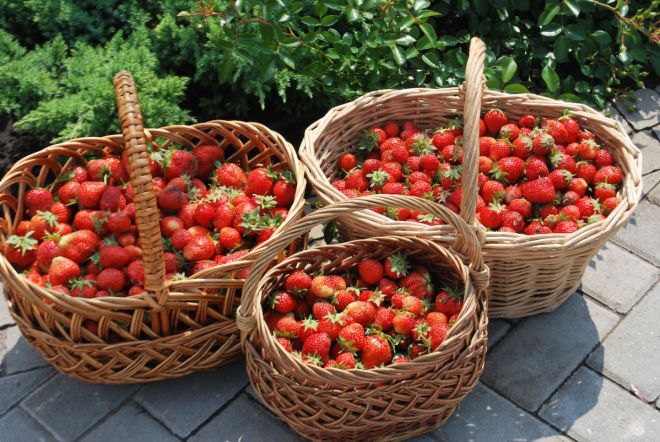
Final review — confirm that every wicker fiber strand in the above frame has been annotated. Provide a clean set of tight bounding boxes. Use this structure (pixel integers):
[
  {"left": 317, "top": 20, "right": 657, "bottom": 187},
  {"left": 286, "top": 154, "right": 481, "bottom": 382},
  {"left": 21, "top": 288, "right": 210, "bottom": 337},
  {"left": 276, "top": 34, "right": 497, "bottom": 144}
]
[
  {"left": 237, "top": 195, "right": 489, "bottom": 441},
  {"left": 300, "top": 37, "right": 642, "bottom": 318},
  {"left": 0, "top": 72, "right": 306, "bottom": 383}
]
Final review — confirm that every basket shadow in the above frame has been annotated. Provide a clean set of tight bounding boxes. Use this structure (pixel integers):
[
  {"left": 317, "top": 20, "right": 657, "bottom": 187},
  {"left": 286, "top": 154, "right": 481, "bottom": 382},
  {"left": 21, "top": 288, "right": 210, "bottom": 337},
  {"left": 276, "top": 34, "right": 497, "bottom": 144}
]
[{"left": 433, "top": 293, "right": 604, "bottom": 441}]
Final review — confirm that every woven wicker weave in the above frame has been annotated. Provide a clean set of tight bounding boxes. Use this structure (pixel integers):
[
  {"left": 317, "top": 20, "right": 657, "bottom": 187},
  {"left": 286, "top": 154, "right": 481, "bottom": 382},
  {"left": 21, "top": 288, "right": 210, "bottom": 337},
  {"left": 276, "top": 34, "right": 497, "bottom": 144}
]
[
  {"left": 236, "top": 194, "right": 489, "bottom": 441},
  {"left": 300, "top": 38, "right": 642, "bottom": 318},
  {"left": 0, "top": 72, "right": 306, "bottom": 383}
]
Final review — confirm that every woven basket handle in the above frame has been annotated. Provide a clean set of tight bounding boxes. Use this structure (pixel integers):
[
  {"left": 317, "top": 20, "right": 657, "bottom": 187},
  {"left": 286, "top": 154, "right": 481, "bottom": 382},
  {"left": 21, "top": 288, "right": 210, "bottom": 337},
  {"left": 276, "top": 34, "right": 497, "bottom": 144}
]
[
  {"left": 113, "top": 72, "right": 166, "bottom": 296},
  {"left": 459, "top": 37, "right": 487, "bottom": 224},
  {"left": 237, "top": 194, "right": 487, "bottom": 334}
]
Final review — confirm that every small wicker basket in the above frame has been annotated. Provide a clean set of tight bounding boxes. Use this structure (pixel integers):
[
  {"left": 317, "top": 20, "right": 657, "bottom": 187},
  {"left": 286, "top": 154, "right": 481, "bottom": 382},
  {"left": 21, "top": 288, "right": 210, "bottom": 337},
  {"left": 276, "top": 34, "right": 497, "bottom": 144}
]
[
  {"left": 236, "top": 194, "right": 489, "bottom": 441},
  {"left": 300, "top": 38, "right": 642, "bottom": 318},
  {"left": 0, "top": 72, "right": 306, "bottom": 383}
]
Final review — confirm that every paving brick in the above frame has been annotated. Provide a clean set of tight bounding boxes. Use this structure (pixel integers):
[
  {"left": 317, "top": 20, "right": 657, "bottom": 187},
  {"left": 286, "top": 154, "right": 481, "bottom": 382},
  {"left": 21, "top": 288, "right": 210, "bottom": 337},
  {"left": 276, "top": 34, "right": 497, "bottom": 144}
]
[
  {"left": 0, "top": 406, "right": 54, "bottom": 441},
  {"left": 0, "top": 284, "right": 14, "bottom": 328},
  {"left": 190, "top": 394, "right": 301, "bottom": 442},
  {"left": 614, "top": 199, "right": 660, "bottom": 266},
  {"left": 134, "top": 359, "right": 248, "bottom": 438},
  {"left": 581, "top": 242, "right": 658, "bottom": 313},
  {"left": 81, "top": 402, "right": 179, "bottom": 442},
  {"left": 0, "top": 325, "right": 20, "bottom": 369},
  {"left": 487, "top": 319, "right": 511, "bottom": 349},
  {"left": 632, "top": 130, "right": 660, "bottom": 177},
  {"left": 604, "top": 103, "right": 633, "bottom": 134},
  {"left": 539, "top": 366, "right": 660, "bottom": 441},
  {"left": 1, "top": 332, "right": 49, "bottom": 376},
  {"left": 22, "top": 374, "right": 139, "bottom": 441},
  {"left": 587, "top": 283, "right": 660, "bottom": 401},
  {"left": 435, "top": 383, "right": 569, "bottom": 442},
  {"left": 614, "top": 89, "right": 660, "bottom": 131},
  {"left": 481, "top": 293, "right": 619, "bottom": 412},
  {"left": 0, "top": 366, "right": 53, "bottom": 415},
  {"left": 654, "top": 126, "right": 660, "bottom": 142},
  {"left": 309, "top": 224, "right": 325, "bottom": 241},
  {"left": 643, "top": 170, "right": 660, "bottom": 198},
  {"left": 649, "top": 182, "right": 660, "bottom": 206}
]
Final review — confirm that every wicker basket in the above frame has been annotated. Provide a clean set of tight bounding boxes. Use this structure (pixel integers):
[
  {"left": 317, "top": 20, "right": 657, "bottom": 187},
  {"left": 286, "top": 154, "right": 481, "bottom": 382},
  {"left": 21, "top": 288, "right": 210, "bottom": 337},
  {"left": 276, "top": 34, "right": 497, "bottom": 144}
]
[
  {"left": 0, "top": 72, "right": 306, "bottom": 383},
  {"left": 300, "top": 38, "right": 642, "bottom": 318},
  {"left": 236, "top": 194, "right": 490, "bottom": 441}
]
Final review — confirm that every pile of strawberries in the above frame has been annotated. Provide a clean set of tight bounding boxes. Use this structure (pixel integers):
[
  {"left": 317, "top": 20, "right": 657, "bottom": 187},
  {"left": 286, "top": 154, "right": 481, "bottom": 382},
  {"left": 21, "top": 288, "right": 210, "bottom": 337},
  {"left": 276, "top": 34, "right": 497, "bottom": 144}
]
[
  {"left": 265, "top": 254, "right": 463, "bottom": 368},
  {"left": 3, "top": 144, "right": 296, "bottom": 299},
  {"left": 332, "top": 110, "right": 623, "bottom": 234}
]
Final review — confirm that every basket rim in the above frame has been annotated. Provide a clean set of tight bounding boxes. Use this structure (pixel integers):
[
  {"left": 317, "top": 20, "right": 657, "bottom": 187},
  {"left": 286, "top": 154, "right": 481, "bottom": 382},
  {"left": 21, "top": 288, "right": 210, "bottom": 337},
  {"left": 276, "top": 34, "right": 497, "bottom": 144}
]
[
  {"left": 245, "top": 234, "right": 486, "bottom": 380},
  {"left": 0, "top": 119, "right": 307, "bottom": 311},
  {"left": 300, "top": 87, "right": 643, "bottom": 249}
]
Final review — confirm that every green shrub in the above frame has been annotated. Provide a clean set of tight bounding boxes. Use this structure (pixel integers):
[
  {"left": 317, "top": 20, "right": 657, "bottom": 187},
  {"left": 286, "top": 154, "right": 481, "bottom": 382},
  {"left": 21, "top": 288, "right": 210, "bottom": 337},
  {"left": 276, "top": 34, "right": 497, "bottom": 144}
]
[{"left": 0, "top": 29, "right": 192, "bottom": 143}]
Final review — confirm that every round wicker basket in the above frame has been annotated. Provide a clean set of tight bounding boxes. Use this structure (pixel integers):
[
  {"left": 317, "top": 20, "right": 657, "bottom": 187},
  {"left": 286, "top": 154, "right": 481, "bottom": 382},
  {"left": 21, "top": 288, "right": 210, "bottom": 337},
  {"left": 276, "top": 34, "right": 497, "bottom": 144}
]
[
  {"left": 236, "top": 194, "right": 489, "bottom": 441},
  {"left": 300, "top": 38, "right": 642, "bottom": 318},
  {"left": 0, "top": 72, "right": 306, "bottom": 383}
]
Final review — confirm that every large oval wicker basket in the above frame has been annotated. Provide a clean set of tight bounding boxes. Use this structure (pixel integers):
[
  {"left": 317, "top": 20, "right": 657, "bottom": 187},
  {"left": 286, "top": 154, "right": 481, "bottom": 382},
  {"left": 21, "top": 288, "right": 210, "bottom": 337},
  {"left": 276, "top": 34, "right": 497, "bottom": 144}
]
[
  {"left": 236, "top": 194, "right": 490, "bottom": 441},
  {"left": 300, "top": 38, "right": 642, "bottom": 318},
  {"left": 0, "top": 72, "right": 306, "bottom": 383}
]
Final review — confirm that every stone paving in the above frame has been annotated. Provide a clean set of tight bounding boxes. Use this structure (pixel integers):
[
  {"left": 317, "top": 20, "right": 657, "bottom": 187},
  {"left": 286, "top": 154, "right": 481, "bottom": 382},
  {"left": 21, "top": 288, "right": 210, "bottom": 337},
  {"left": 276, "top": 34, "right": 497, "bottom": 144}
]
[{"left": 1, "top": 89, "right": 659, "bottom": 441}]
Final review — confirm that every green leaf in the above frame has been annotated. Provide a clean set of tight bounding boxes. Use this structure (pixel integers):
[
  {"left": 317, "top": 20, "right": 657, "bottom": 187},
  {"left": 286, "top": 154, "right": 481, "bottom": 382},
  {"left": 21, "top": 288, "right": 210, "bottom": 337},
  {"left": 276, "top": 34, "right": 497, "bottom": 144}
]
[
  {"left": 300, "top": 16, "right": 319, "bottom": 26},
  {"left": 391, "top": 45, "right": 406, "bottom": 66},
  {"left": 320, "top": 15, "right": 339, "bottom": 26},
  {"left": 559, "top": 93, "right": 582, "bottom": 102},
  {"left": 504, "top": 83, "right": 529, "bottom": 93},
  {"left": 554, "top": 36, "right": 569, "bottom": 62},
  {"left": 422, "top": 53, "right": 440, "bottom": 69},
  {"left": 542, "top": 65, "right": 560, "bottom": 93},
  {"left": 538, "top": 3, "right": 561, "bottom": 27},
  {"left": 591, "top": 30, "right": 612, "bottom": 48},
  {"left": 498, "top": 56, "right": 517, "bottom": 83},
  {"left": 279, "top": 53, "right": 296, "bottom": 70},
  {"left": 419, "top": 23, "right": 437, "bottom": 47},
  {"left": 346, "top": 5, "right": 359, "bottom": 21},
  {"left": 565, "top": 24, "right": 586, "bottom": 41},
  {"left": 564, "top": 0, "right": 580, "bottom": 17},
  {"left": 396, "top": 35, "right": 416, "bottom": 46},
  {"left": 541, "top": 24, "right": 563, "bottom": 37}
]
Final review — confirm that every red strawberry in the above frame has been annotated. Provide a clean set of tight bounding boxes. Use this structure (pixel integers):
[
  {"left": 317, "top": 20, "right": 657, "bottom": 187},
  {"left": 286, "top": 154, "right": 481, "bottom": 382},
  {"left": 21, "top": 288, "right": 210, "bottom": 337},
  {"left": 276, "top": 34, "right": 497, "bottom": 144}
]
[
  {"left": 432, "top": 130, "right": 455, "bottom": 149},
  {"left": 171, "top": 229, "right": 192, "bottom": 250},
  {"left": 97, "top": 268, "right": 126, "bottom": 292},
  {"left": 334, "top": 290, "right": 357, "bottom": 311},
  {"left": 99, "top": 245, "right": 130, "bottom": 269},
  {"left": 345, "top": 169, "right": 369, "bottom": 192},
  {"left": 193, "top": 145, "right": 224, "bottom": 178},
  {"left": 161, "top": 149, "right": 198, "bottom": 180},
  {"left": 502, "top": 185, "right": 522, "bottom": 203},
  {"left": 161, "top": 216, "right": 185, "bottom": 237},
  {"left": 384, "top": 253, "right": 409, "bottom": 279},
  {"left": 518, "top": 114, "right": 537, "bottom": 128},
  {"left": 194, "top": 203, "right": 215, "bottom": 227},
  {"left": 57, "top": 181, "right": 80, "bottom": 205},
  {"left": 284, "top": 270, "right": 312, "bottom": 293},
  {"left": 362, "top": 336, "right": 392, "bottom": 368},
  {"left": 594, "top": 165, "right": 622, "bottom": 185},
  {"left": 512, "top": 136, "right": 532, "bottom": 159},
  {"left": 521, "top": 177, "right": 556, "bottom": 203},
  {"left": 578, "top": 140, "right": 599, "bottom": 161},
  {"left": 500, "top": 210, "right": 525, "bottom": 233},
  {"left": 392, "top": 313, "right": 416, "bottom": 335},
  {"left": 273, "top": 180, "right": 295, "bottom": 206},
  {"left": 158, "top": 185, "right": 188, "bottom": 212},
  {"left": 383, "top": 122, "right": 400, "bottom": 138},
  {"left": 317, "top": 314, "right": 342, "bottom": 340},
  {"left": 560, "top": 116, "right": 580, "bottom": 143},
  {"left": 479, "top": 156, "right": 494, "bottom": 174},
  {"left": 4, "top": 233, "right": 38, "bottom": 267},
  {"left": 595, "top": 183, "right": 617, "bottom": 202},
  {"left": 543, "top": 119, "right": 568, "bottom": 144},
  {"left": 601, "top": 197, "right": 620, "bottom": 215},
  {"left": 342, "top": 301, "right": 376, "bottom": 327},
  {"left": 568, "top": 177, "right": 588, "bottom": 197},
  {"left": 99, "top": 186, "right": 126, "bottom": 212},
  {"left": 481, "top": 180, "right": 505, "bottom": 203},
  {"left": 183, "top": 235, "right": 216, "bottom": 261},
  {"left": 218, "top": 227, "right": 242, "bottom": 250},
  {"left": 428, "top": 322, "right": 451, "bottom": 350},
  {"left": 402, "top": 295, "right": 425, "bottom": 316},
  {"left": 70, "top": 277, "right": 98, "bottom": 299},
  {"left": 549, "top": 169, "right": 573, "bottom": 190},
  {"left": 126, "top": 259, "right": 145, "bottom": 285},
  {"left": 275, "top": 337, "right": 292, "bottom": 352},
  {"left": 272, "top": 291, "right": 298, "bottom": 313},
  {"left": 77, "top": 181, "right": 107, "bottom": 209},
  {"left": 374, "top": 307, "right": 395, "bottom": 331},
  {"left": 435, "top": 289, "right": 463, "bottom": 316},
  {"left": 576, "top": 162, "right": 597, "bottom": 184},
  {"left": 595, "top": 149, "right": 614, "bottom": 168},
  {"left": 312, "top": 302, "right": 336, "bottom": 320},
  {"left": 107, "top": 211, "right": 131, "bottom": 234},
  {"left": 499, "top": 123, "right": 520, "bottom": 141},
  {"left": 48, "top": 256, "right": 81, "bottom": 286},
  {"left": 484, "top": 109, "right": 507, "bottom": 133},
  {"left": 409, "top": 181, "right": 432, "bottom": 197},
  {"left": 488, "top": 140, "right": 511, "bottom": 161},
  {"left": 400, "top": 272, "right": 433, "bottom": 299},
  {"left": 302, "top": 333, "right": 331, "bottom": 361},
  {"left": 29, "top": 211, "right": 59, "bottom": 240},
  {"left": 495, "top": 157, "right": 525, "bottom": 183},
  {"left": 554, "top": 220, "right": 579, "bottom": 233},
  {"left": 58, "top": 230, "right": 99, "bottom": 264},
  {"left": 560, "top": 205, "right": 581, "bottom": 221},
  {"left": 216, "top": 163, "right": 247, "bottom": 188},
  {"left": 576, "top": 197, "right": 599, "bottom": 219},
  {"left": 525, "top": 156, "right": 550, "bottom": 180},
  {"left": 246, "top": 168, "right": 274, "bottom": 196},
  {"left": 508, "top": 198, "right": 532, "bottom": 219},
  {"left": 357, "top": 259, "right": 384, "bottom": 285},
  {"left": 25, "top": 189, "right": 53, "bottom": 216},
  {"left": 479, "top": 203, "right": 503, "bottom": 229},
  {"left": 532, "top": 132, "right": 555, "bottom": 156},
  {"left": 338, "top": 153, "right": 358, "bottom": 171}
]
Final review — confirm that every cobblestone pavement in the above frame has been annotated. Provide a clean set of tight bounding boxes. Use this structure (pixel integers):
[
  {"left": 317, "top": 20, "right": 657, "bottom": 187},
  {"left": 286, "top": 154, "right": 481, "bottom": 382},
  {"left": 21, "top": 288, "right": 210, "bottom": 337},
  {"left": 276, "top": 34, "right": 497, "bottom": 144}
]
[{"left": 1, "top": 89, "right": 659, "bottom": 441}]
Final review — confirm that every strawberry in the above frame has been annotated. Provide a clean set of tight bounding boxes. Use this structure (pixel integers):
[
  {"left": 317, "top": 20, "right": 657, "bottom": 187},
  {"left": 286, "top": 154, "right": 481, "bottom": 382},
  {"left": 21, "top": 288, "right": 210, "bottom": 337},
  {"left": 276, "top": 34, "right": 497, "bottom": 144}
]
[
  {"left": 29, "top": 211, "right": 59, "bottom": 240},
  {"left": 484, "top": 109, "right": 508, "bottom": 133},
  {"left": 479, "top": 203, "right": 503, "bottom": 229},
  {"left": 218, "top": 227, "right": 242, "bottom": 250},
  {"left": 595, "top": 183, "right": 617, "bottom": 202},
  {"left": 70, "top": 277, "right": 98, "bottom": 299},
  {"left": 400, "top": 272, "right": 433, "bottom": 299},
  {"left": 479, "top": 156, "right": 494, "bottom": 174},
  {"left": 432, "top": 130, "right": 455, "bottom": 149},
  {"left": 435, "top": 288, "right": 463, "bottom": 316},
  {"left": 311, "top": 275, "right": 346, "bottom": 298},
  {"left": 158, "top": 185, "right": 188, "bottom": 212},
  {"left": 576, "top": 197, "right": 599, "bottom": 219},
  {"left": 595, "top": 149, "right": 614, "bottom": 168},
  {"left": 373, "top": 307, "right": 395, "bottom": 331},
  {"left": 163, "top": 252, "right": 182, "bottom": 273},
  {"left": 275, "top": 337, "right": 293, "bottom": 352},
  {"left": 601, "top": 197, "right": 621, "bottom": 215},
  {"left": 508, "top": 198, "right": 532, "bottom": 219},
  {"left": 171, "top": 229, "right": 192, "bottom": 250},
  {"left": 302, "top": 333, "right": 331, "bottom": 361},
  {"left": 502, "top": 185, "right": 522, "bottom": 203},
  {"left": 126, "top": 259, "right": 145, "bottom": 284},
  {"left": 524, "top": 157, "right": 550, "bottom": 180},
  {"left": 428, "top": 322, "right": 450, "bottom": 350},
  {"left": 560, "top": 205, "right": 581, "bottom": 221},
  {"left": 193, "top": 145, "right": 224, "bottom": 178},
  {"left": 554, "top": 220, "right": 579, "bottom": 233},
  {"left": 342, "top": 301, "right": 377, "bottom": 327},
  {"left": 48, "top": 256, "right": 81, "bottom": 286},
  {"left": 99, "top": 245, "right": 130, "bottom": 269},
  {"left": 560, "top": 116, "right": 580, "bottom": 143},
  {"left": 568, "top": 177, "right": 588, "bottom": 197},
  {"left": 335, "top": 352, "right": 356, "bottom": 369},
  {"left": 360, "top": 127, "right": 386, "bottom": 151},
  {"left": 25, "top": 189, "right": 53, "bottom": 216},
  {"left": 532, "top": 132, "right": 555, "bottom": 156},
  {"left": 58, "top": 230, "right": 99, "bottom": 264},
  {"left": 578, "top": 139, "right": 599, "bottom": 160},
  {"left": 345, "top": 169, "right": 369, "bottom": 192},
  {"left": 384, "top": 253, "right": 409, "bottom": 279},
  {"left": 284, "top": 270, "right": 312, "bottom": 293},
  {"left": 107, "top": 211, "right": 131, "bottom": 234},
  {"left": 512, "top": 135, "right": 532, "bottom": 159},
  {"left": 543, "top": 119, "right": 568, "bottom": 144},
  {"left": 402, "top": 295, "right": 424, "bottom": 316},
  {"left": 334, "top": 290, "right": 357, "bottom": 311},
  {"left": 4, "top": 233, "right": 38, "bottom": 267},
  {"left": 576, "top": 162, "right": 597, "bottom": 183},
  {"left": 273, "top": 180, "right": 295, "bottom": 206},
  {"left": 317, "top": 314, "right": 342, "bottom": 340},
  {"left": 272, "top": 291, "right": 298, "bottom": 313},
  {"left": 549, "top": 169, "right": 573, "bottom": 190},
  {"left": 183, "top": 235, "right": 216, "bottom": 261},
  {"left": 161, "top": 149, "right": 198, "bottom": 181},
  {"left": 338, "top": 153, "right": 358, "bottom": 171},
  {"left": 495, "top": 157, "right": 525, "bottom": 183},
  {"left": 392, "top": 313, "right": 416, "bottom": 335},
  {"left": 500, "top": 210, "right": 525, "bottom": 233},
  {"left": 312, "top": 302, "right": 336, "bottom": 320},
  {"left": 381, "top": 137, "right": 405, "bottom": 152},
  {"left": 77, "top": 181, "right": 107, "bottom": 209},
  {"left": 381, "top": 162, "right": 403, "bottom": 182},
  {"left": 409, "top": 181, "right": 432, "bottom": 197},
  {"left": 99, "top": 186, "right": 126, "bottom": 212},
  {"left": 383, "top": 122, "right": 400, "bottom": 138},
  {"left": 194, "top": 203, "right": 215, "bottom": 227},
  {"left": 594, "top": 165, "right": 622, "bottom": 185},
  {"left": 521, "top": 177, "right": 556, "bottom": 204},
  {"left": 216, "top": 163, "right": 247, "bottom": 188},
  {"left": 518, "top": 114, "right": 537, "bottom": 128},
  {"left": 481, "top": 180, "right": 504, "bottom": 203},
  {"left": 488, "top": 140, "right": 511, "bottom": 161},
  {"left": 246, "top": 168, "right": 274, "bottom": 196},
  {"left": 97, "top": 268, "right": 126, "bottom": 292},
  {"left": 160, "top": 216, "right": 185, "bottom": 237},
  {"left": 212, "top": 204, "right": 235, "bottom": 231},
  {"left": 57, "top": 181, "right": 80, "bottom": 205},
  {"left": 362, "top": 335, "right": 392, "bottom": 368}
]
